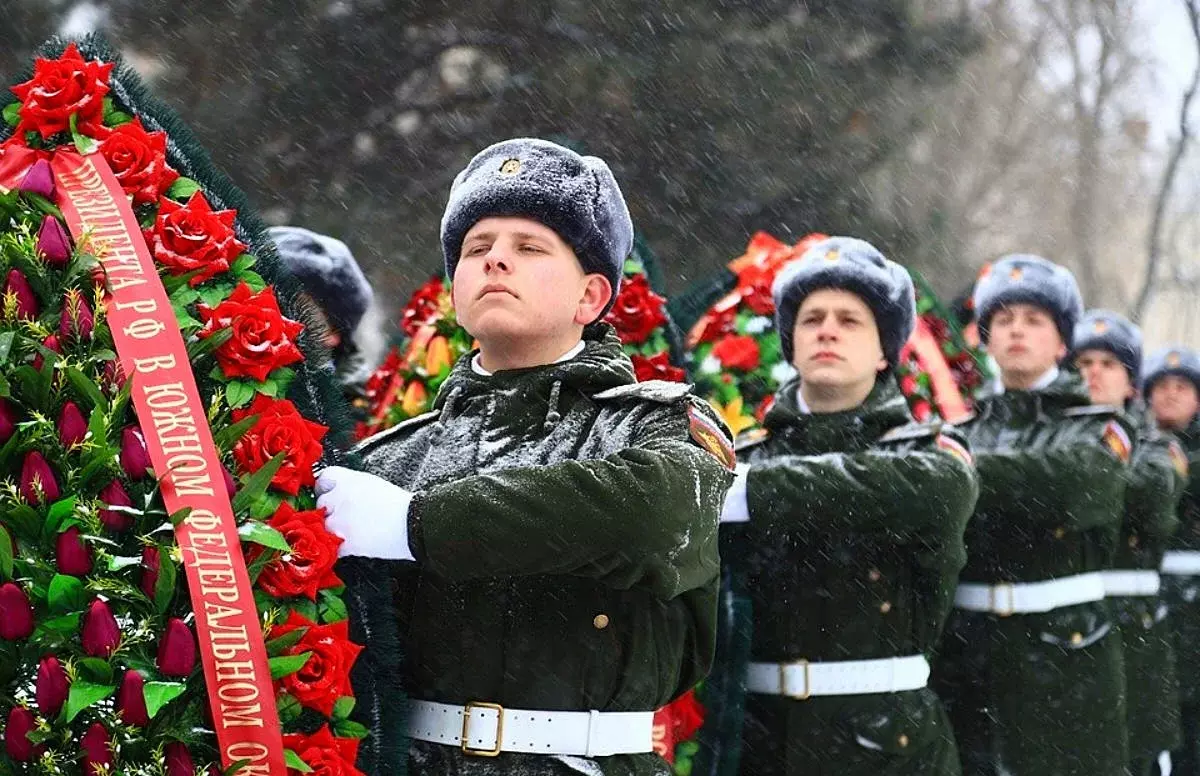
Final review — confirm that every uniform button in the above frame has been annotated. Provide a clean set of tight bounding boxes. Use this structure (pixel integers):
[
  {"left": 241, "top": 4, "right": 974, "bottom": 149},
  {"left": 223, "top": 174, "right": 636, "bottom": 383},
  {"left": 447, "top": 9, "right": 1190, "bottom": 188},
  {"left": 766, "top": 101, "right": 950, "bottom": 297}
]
[
  {"left": 897, "top": 734, "right": 909, "bottom": 748},
  {"left": 1128, "top": 535, "right": 1140, "bottom": 549},
  {"left": 1070, "top": 632, "right": 1083, "bottom": 645},
  {"left": 868, "top": 569, "right": 881, "bottom": 583},
  {"left": 879, "top": 601, "right": 892, "bottom": 614},
  {"left": 593, "top": 614, "right": 610, "bottom": 630},
  {"left": 1054, "top": 527, "right": 1066, "bottom": 539}
]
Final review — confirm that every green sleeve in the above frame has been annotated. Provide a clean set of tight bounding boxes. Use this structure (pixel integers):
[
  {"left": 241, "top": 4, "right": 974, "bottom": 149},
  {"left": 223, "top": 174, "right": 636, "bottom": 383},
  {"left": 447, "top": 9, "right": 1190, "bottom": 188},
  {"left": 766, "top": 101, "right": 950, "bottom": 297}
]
[
  {"left": 1125, "top": 437, "right": 1184, "bottom": 540},
  {"left": 744, "top": 434, "right": 978, "bottom": 540},
  {"left": 407, "top": 401, "right": 733, "bottom": 600}
]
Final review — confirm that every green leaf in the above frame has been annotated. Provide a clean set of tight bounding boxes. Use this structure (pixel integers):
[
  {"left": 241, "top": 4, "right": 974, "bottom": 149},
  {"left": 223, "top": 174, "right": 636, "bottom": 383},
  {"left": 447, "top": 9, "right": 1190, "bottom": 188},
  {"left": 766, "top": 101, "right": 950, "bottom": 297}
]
[
  {"left": 249, "top": 491, "right": 283, "bottom": 521},
  {"left": 142, "top": 680, "right": 187, "bottom": 718},
  {"left": 238, "top": 521, "right": 291, "bottom": 552},
  {"left": 161, "top": 267, "right": 205, "bottom": 294},
  {"left": 2, "top": 102, "right": 19, "bottom": 127},
  {"left": 271, "top": 367, "right": 297, "bottom": 396},
  {"left": 166, "top": 177, "right": 202, "bottom": 201},
  {"left": 226, "top": 380, "right": 257, "bottom": 409},
  {"left": 106, "top": 555, "right": 142, "bottom": 572},
  {"left": 75, "top": 657, "right": 113, "bottom": 685},
  {"left": 284, "top": 750, "right": 313, "bottom": 774},
  {"left": 276, "top": 692, "right": 303, "bottom": 725},
  {"left": 197, "top": 281, "right": 237, "bottom": 308},
  {"left": 37, "top": 613, "right": 81, "bottom": 636},
  {"left": 0, "top": 524, "right": 12, "bottom": 580},
  {"left": 169, "top": 507, "right": 192, "bottom": 527},
  {"left": 64, "top": 680, "right": 115, "bottom": 722},
  {"left": 332, "top": 718, "right": 370, "bottom": 739},
  {"left": 230, "top": 452, "right": 286, "bottom": 515},
  {"left": 265, "top": 627, "right": 308, "bottom": 655},
  {"left": 43, "top": 497, "right": 78, "bottom": 538},
  {"left": 213, "top": 413, "right": 260, "bottom": 453},
  {"left": 47, "top": 574, "right": 88, "bottom": 613},
  {"left": 332, "top": 696, "right": 356, "bottom": 720},
  {"left": 268, "top": 651, "right": 312, "bottom": 680},
  {"left": 0, "top": 331, "right": 15, "bottom": 367},
  {"left": 66, "top": 366, "right": 108, "bottom": 413},
  {"left": 187, "top": 326, "right": 233, "bottom": 363},
  {"left": 68, "top": 113, "right": 97, "bottom": 155},
  {"left": 290, "top": 598, "right": 318, "bottom": 622},
  {"left": 232, "top": 254, "right": 257, "bottom": 274},
  {"left": 240, "top": 271, "right": 267, "bottom": 292},
  {"left": 256, "top": 378, "right": 280, "bottom": 398},
  {"left": 106, "top": 110, "right": 132, "bottom": 126},
  {"left": 154, "top": 548, "right": 177, "bottom": 612},
  {"left": 318, "top": 590, "right": 348, "bottom": 624},
  {"left": 86, "top": 406, "right": 106, "bottom": 449}
]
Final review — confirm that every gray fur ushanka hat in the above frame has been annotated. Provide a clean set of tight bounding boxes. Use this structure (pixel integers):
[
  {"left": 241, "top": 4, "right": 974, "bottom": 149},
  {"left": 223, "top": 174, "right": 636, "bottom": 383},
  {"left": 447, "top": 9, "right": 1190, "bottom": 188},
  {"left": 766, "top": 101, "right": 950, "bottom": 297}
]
[
  {"left": 267, "top": 226, "right": 374, "bottom": 337},
  {"left": 973, "top": 254, "right": 1083, "bottom": 347},
  {"left": 440, "top": 138, "right": 633, "bottom": 318},
  {"left": 1143, "top": 345, "right": 1200, "bottom": 396},
  {"left": 771, "top": 236, "right": 916, "bottom": 366},
  {"left": 1069, "top": 309, "right": 1143, "bottom": 384}
]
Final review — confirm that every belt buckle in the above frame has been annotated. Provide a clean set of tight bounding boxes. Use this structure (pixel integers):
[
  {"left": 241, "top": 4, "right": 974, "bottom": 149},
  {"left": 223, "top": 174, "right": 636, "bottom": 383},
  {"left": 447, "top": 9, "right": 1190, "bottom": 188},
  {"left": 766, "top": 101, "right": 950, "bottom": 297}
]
[
  {"left": 990, "top": 582, "right": 1015, "bottom": 617},
  {"left": 779, "top": 660, "right": 812, "bottom": 700},
  {"left": 461, "top": 701, "right": 504, "bottom": 757}
]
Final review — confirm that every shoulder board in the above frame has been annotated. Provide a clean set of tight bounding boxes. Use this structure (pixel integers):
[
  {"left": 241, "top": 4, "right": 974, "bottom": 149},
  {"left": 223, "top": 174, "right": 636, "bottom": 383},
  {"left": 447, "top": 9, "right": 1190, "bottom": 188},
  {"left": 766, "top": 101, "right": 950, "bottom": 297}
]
[
  {"left": 1102, "top": 419, "right": 1133, "bottom": 464},
  {"left": 735, "top": 427, "right": 770, "bottom": 452},
  {"left": 879, "top": 421, "right": 943, "bottom": 444},
  {"left": 685, "top": 399, "right": 736, "bottom": 470},
  {"left": 1063, "top": 404, "right": 1122, "bottom": 418},
  {"left": 351, "top": 409, "right": 441, "bottom": 456},
  {"left": 592, "top": 380, "right": 694, "bottom": 404}
]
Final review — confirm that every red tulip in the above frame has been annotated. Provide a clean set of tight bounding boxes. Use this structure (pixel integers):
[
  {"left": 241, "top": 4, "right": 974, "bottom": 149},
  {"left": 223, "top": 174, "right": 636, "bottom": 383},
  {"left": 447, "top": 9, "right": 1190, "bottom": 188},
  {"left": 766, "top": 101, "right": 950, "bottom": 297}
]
[
  {"left": 156, "top": 618, "right": 196, "bottom": 677},
  {"left": 0, "top": 583, "right": 34, "bottom": 640},
  {"left": 32, "top": 334, "right": 60, "bottom": 371},
  {"left": 19, "top": 159, "right": 55, "bottom": 200},
  {"left": 19, "top": 451, "right": 59, "bottom": 505},
  {"left": 115, "top": 670, "right": 149, "bottom": 726},
  {"left": 223, "top": 466, "right": 237, "bottom": 499},
  {"left": 57, "top": 401, "right": 88, "bottom": 448},
  {"left": 3, "top": 269, "right": 38, "bottom": 320},
  {"left": 36, "top": 216, "right": 72, "bottom": 268},
  {"left": 0, "top": 398, "right": 18, "bottom": 445},
  {"left": 58, "top": 289, "right": 94, "bottom": 342},
  {"left": 120, "top": 426, "right": 151, "bottom": 480},
  {"left": 165, "top": 742, "right": 195, "bottom": 776},
  {"left": 80, "top": 722, "right": 113, "bottom": 776},
  {"left": 140, "top": 546, "right": 160, "bottom": 599},
  {"left": 80, "top": 599, "right": 120, "bottom": 657},
  {"left": 4, "top": 706, "right": 41, "bottom": 761},
  {"left": 55, "top": 527, "right": 92, "bottom": 576},
  {"left": 36, "top": 656, "right": 69, "bottom": 717},
  {"left": 97, "top": 480, "right": 133, "bottom": 532},
  {"left": 100, "top": 358, "right": 126, "bottom": 395}
]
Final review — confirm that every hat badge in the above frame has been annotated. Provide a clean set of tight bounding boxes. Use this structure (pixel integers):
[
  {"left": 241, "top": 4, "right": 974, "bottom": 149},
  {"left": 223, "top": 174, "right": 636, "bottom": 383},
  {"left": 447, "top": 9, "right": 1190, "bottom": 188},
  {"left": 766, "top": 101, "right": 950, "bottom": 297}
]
[
  {"left": 1093, "top": 319, "right": 1108, "bottom": 334},
  {"left": 499, "top": 158, "right": 522, "bottom": 176},
  {"left": 1168, "top": 352, "right": 1182, "bottom": 367},
  {"left": 823, "top": 248, "right": 840, "bottom": 262},
  {"left": 1009, "top": 266, "right": 1024, "bottom": 281}
]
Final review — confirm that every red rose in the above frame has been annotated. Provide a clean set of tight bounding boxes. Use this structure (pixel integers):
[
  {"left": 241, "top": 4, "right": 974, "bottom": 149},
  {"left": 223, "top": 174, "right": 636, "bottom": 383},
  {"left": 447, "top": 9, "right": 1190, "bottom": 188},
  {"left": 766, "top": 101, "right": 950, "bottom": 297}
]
[
  {"left": 99, "top": 118, "right": 179, "bottom": 206},
  {"left": 400, "top": 277, "right": 446, "bottom": 337},
  {"left": 282, "top": 725, "right": 364, "bottom": 776},
  {"left": 232, "top": 396, "right": 327, "bottom": 496},
  {"left": 667, "top": 689, "right": 706, "bottom": 743},
  {"left": 735, "top": 261, "right": 780, "bottom": 315},
  {"left": 605, "top": 274, "right": 668, "bottom": 345},
  {"left": 631, "top": 352, "right": 686, "bottom": 383},
  {"left": 710, "top": 335, "right": 761, "bottom": 372},
  {"left": 250, "top": 503, "right": 343, "bottom": 600},
  {"left": 144, "top": 191, "right": 245, "bottom": 285},
  {"left": 271, "top": 613, "right": 363, "bottom": 717},
  {"left": 197, "top": 283, "right": 305, "bottom": 382},
  {"left": 10, "top": 43, "right": 113, "bottom": 140},
  {"left": 691, "top": 301, "right": 737, "bottom": 345}
]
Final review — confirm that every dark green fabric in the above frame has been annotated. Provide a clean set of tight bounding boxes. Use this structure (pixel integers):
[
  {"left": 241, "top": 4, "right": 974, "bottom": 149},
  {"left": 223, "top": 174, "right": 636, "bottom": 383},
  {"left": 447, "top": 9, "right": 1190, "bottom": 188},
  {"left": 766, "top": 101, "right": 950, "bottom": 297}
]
[
  {"left": 934, "top": 372, "right": 1131, "bottom": 776},
  {"left": 1165, "top": 416, "right": 1200, "bottom": 774},
  {"left": 355, "top": 324, "right": 732, "bottom": 776},
  {"left": 722, "top": 376, "right": 977, "bottom": 775}
]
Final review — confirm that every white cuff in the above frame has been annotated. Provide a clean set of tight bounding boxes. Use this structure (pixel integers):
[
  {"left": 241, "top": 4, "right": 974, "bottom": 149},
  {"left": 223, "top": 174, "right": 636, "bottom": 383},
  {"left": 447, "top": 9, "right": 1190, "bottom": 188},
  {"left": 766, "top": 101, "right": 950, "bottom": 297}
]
[{"left": 720, "top": 463, "right": 751, "bottom": 524}]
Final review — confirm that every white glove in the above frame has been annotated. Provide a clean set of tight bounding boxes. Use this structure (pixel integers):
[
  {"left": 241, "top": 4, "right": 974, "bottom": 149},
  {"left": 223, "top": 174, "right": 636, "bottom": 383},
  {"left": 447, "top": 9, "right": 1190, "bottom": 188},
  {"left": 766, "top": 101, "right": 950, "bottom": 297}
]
[
  {"left": 719, "top": 463, "right": 752, "bottom": 524},
  {"left": 316, "top": 466, "right": 416, "bottom": 561}
]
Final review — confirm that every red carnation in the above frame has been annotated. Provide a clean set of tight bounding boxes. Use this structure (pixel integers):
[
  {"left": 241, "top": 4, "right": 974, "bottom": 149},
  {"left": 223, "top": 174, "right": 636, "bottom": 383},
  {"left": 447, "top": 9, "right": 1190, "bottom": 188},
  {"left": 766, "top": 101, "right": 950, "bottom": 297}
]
[
  {"left": 400, "top": 277, "right": 445, "bottom": 337},
  {"left": 605, "top": 274, "right": 668, "bottom": 345},
  {"left": 232, "top": 395, "right": 327, "bottom": 496},
  {"left": 631, "top": 352, "right": 686, "bottom": 383},
  {"left": 143, "top": 191, "right": 245, "bottom": 286},
  {"left": 282, "top": 725, "right": 365, "bottom": 776},
  {"left": 271, "top": 612, "right": 363, "bottom": 717},
  {"left": 10, "top": 43, "right": 114, "bottom": 140},
  {"left": 250, "top": 503, "right": 343, "bottom": 600},
  {"left": 710, "top": 334, "right": 761, "bottom": 372},
  {"left": 197, "top": 283, "right": 305, "bottom": 382},
  {"left": 99, "top": 118, "right": 180, "bottom": 205}
]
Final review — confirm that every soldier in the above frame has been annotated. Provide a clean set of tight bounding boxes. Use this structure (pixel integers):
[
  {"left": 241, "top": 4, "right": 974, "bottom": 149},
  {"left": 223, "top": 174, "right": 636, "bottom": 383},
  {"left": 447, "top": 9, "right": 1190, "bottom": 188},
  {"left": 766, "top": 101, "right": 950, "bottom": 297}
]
[
  {"left": 1072, "top": 312, "right": 1186, "bottom": 776},
  {"left": 1145, "top": 346, "right": 1200, "bottom": 776},
  {"left": 719, "top": 236, "right": 979, "bottom": 775},
  {"left": 933, "top": 255, "right": 1133, "bottom": 776},
  {"left": 314, "top": 138, "right": 734, "bottom": 776}
]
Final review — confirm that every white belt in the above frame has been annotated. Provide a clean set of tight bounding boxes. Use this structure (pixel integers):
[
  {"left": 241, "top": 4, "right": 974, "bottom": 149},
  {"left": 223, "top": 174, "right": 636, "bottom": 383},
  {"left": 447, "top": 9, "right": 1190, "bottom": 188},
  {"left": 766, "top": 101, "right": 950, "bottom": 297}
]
[
  {"left": 954, "top": 572, "right": 1105, "bottom": 615},
  {"left": 1102, "top": 570, "right": 1161, "bottom": 597},
  {"left": 745, "top": 655, "right": 929, "bottom": 699},
  {"left": 1163, "top": 551, "right": 1200, "bottom": 576},
  {"left": 406, "top": 700, "right": 654, "bottom": 758}
]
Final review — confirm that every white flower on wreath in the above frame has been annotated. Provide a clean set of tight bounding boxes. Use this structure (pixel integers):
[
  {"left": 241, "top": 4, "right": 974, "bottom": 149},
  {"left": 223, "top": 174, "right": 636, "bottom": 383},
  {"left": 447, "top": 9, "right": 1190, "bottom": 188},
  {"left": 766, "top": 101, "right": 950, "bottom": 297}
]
[
  {"left": 700, "top": 355, "right": 722, "bottom": 375},
  {"left": 744, "top": 316, "right": 772, "bottom": 334},
  {"left": 771, "top": 362, "right": 797, "bottom": 384}
]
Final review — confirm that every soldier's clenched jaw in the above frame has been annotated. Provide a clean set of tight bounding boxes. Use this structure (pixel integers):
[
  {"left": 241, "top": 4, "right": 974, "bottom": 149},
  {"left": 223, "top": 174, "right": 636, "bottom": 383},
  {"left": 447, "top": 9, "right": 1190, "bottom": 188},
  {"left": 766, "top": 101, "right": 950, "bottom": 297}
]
[
  {"left": 1074, "top": 349, "right": 1134, "bottom": 407},
  {"left": 1149, "top": 374, "right": 1200, "bottom": 431},
  {"left": 989, "top": 303, "right": 1066, "bottom": 390},
  {"left": 792, "top": 288, "right": 887, "bottom": 412},
  {"left": 452, "top": 217, "right": 613, "bottom": 373}
]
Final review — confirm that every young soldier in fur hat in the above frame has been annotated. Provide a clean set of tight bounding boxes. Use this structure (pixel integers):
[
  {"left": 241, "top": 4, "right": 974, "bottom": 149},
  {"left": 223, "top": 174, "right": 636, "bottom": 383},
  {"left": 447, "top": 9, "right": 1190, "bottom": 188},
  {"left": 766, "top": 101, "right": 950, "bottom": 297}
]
[
  {"left": 719, "top": 236, "right": 978, "bottom": 775},
  {"left": 1072, "top": 312, "right": 1186, "bottom": 776},
  {"left": 1145, "top": 346, "right": 1200, "bottom": 776},
  {"left": 933, "top": 255, "right": 1133, "bottom": 776},
  {"left": 315, "top": 138, "right": 734, "bottom": 776}
]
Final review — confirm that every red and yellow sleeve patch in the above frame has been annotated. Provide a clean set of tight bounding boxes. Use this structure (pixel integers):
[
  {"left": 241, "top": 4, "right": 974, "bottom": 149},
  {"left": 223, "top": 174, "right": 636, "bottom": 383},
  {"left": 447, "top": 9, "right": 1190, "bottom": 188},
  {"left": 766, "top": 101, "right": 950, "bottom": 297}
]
[
  {"left": 687, "top": 403, "right": 736, "bottom": 471},
  {"left": 936, "top": 434, "right": 973, "bottom": 467},
  {"left": 1169, "top": 440, "right": 1190, "bottom": 478},
  {"left": 1102, "top": 421, "right": 1132, "bottom": 464}
]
